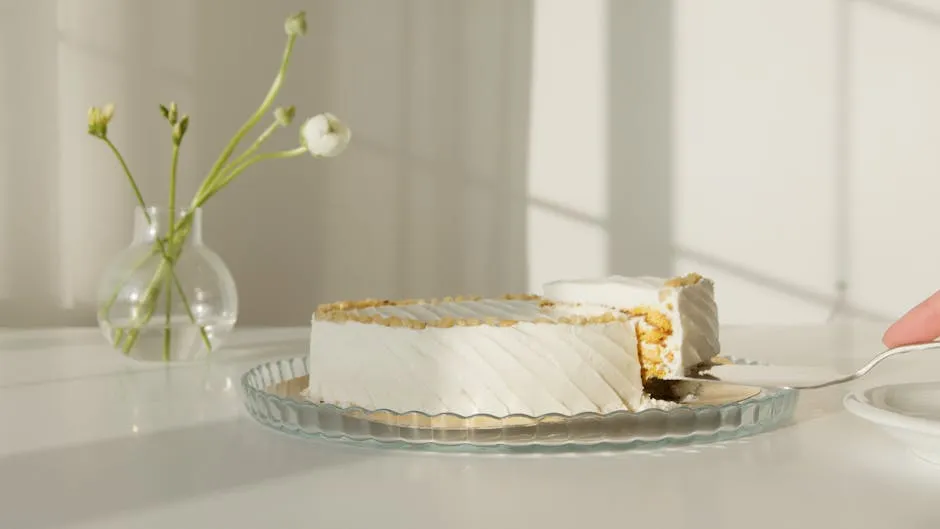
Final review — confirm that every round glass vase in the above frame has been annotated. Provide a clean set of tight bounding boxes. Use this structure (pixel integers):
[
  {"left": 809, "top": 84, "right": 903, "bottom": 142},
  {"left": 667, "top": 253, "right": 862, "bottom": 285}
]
[{"left": 96, "top": 206, "right": 238, "bottom": 362}]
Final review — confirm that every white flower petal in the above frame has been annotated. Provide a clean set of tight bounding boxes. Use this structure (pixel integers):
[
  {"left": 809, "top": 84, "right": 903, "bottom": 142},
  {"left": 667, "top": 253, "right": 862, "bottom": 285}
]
[{"left": 300, "top": 113, "right": 351, "bottom": 158}]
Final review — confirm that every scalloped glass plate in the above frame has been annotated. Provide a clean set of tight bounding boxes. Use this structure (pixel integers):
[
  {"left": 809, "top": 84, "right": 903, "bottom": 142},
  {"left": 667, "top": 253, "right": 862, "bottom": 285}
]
[{"left": 241, "top": 356, "right": 799, "bottom": 452}]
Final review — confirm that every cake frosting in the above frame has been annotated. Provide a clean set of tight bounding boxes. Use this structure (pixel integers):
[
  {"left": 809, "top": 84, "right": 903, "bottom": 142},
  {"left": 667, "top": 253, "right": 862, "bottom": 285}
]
[
  {"left": 542, "top": 273, "right": 720, "bottom": 380},
  {"left": 307, "top": 295, "right": 652, "bottom": 416}
]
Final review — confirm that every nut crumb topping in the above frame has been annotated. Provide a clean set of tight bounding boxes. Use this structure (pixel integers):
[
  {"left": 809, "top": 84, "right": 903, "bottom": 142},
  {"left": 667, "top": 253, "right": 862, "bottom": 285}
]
[
  {"left": 664, "top": 272, "right": 704, "bottom": 288},
  {"left": 313, "top": 295, "right": 629, "bottom": 329}
]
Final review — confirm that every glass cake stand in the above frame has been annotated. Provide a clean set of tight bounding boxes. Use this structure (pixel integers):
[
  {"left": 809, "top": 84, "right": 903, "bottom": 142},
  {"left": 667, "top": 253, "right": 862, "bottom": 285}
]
[{"left": 240, "top": 356, "right": 799, "bottom": 452}]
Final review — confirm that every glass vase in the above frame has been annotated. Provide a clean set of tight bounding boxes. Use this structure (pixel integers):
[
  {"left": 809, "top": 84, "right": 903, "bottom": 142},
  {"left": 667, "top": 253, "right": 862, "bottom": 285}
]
[{"left": 96, "top": 206, "right": 238, "bottom": 362}]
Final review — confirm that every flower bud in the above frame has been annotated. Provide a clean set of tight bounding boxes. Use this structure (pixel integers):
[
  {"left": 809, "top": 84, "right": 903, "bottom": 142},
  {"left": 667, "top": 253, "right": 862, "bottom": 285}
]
[
  {"left": 300, "top": 113, "right": 351, "bottom": 158},
  {"left": 87, "top": 103, "right": 116, "bottom": 137},
  {"left": 167, "top": 102, "right": 179, "bottom": 125},
  {"left": 274, "top": 105, "right": 295, "bottom": 126},
  {"left": 285, "top": 11, "right": 307, "bottom": 36},
  {"left": 172, "top": 115, "right": 189, "bottom": 145},
  {"left": 101, "top": 103, "right": 115, "bottom": 122}
]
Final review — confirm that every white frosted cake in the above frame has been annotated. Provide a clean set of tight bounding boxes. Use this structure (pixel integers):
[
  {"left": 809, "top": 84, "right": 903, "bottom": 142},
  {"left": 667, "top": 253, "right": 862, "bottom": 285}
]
[
  {"left": 542, "top": 273, "right": 720, "bottom": 381},
  {"left": 307, "top": 295, "right": 652, "bottom": 416}
]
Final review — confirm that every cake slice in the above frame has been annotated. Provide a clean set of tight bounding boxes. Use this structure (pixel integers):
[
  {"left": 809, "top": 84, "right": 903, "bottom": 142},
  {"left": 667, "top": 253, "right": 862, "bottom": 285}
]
[
  {"left": 307, "top": 295, "right": 653, "bottom": 416},
  {"left": 542, "top": 273, "right": 720, "bottom": 381}
]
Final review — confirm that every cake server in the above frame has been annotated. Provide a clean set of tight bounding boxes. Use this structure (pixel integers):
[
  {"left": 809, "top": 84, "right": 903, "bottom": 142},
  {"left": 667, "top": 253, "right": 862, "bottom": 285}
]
[{"left": 664, "top": 340, "right": 940, "bottom": 390}]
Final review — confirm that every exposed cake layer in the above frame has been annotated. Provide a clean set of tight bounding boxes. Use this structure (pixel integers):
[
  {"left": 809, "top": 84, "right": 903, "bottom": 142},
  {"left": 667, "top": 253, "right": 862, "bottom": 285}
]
[
  {"left": 308, "top": 296, "right": 650, "bottom": 416},
  {"left": 542, "top": 273, "right": 720, "bottom": 380}
]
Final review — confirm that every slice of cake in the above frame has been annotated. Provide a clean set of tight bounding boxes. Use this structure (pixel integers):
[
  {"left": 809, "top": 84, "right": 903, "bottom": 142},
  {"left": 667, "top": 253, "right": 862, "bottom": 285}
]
[
  {"left": 542, "top": 273, "right": 719, "bottom": 381},
  {"left": 307, "top": 295, "right": 651, "bottom": 416}
]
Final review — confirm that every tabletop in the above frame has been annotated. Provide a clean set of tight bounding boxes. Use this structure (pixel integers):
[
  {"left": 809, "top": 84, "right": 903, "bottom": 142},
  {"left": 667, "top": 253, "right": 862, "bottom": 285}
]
[{"left": 0, "top": 323, "right": 937, "bottom": 529}]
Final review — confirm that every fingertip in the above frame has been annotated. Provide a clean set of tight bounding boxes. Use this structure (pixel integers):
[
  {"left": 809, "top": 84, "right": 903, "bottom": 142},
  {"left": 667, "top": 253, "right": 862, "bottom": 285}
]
[
  {"left": 882, "top": 289, "right": 940, "bottom": 347},
  {"left": 882, "top": 323, "right": 903, "bottom": 348}
]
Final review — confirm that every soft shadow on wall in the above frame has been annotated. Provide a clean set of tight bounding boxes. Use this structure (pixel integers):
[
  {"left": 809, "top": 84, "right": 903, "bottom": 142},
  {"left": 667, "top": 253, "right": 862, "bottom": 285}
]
[
  {"left": 607, "top": 1, "right": 674, "bottom": 277},
  {"left": 200, "top": 0, "right": 678, "bottom": 325},
  {"left": 176, "top": 0, "right": 940, "bottom": 327},
  {"left": 4, "top": 0, "right": 925, "bottom": 329},
  {"left": 190, "top": 0, "right": 337, "bottom": 327},
  {"left": 0, "top": 0, "right": 312, "bottom": 327},
  {"left": 663, "top": 0, "right": 926, "bottom": 325},
  {"left": 297, "top": 0, "right": 534, "bottom": 320},
  {"left": 0, "top": 0, "right": 535, "bottom": 327},
  {"left": 0, "top": 0, "right": 185, "bottom": 326},
  {"left": 0, "top": 0, "right": 79, "bottom": 326},
  {"left": 518, "top": 0, "right": 675, "bottom": 292}
]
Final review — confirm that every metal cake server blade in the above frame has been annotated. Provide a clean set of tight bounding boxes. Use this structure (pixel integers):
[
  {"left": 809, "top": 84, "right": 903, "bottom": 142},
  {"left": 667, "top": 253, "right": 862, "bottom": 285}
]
[
  {"left": 659, "top": 340, "right": 940, "bottom": 390},
  {"left": 673, "top": 363, "right": 848, "bottom": 390}
]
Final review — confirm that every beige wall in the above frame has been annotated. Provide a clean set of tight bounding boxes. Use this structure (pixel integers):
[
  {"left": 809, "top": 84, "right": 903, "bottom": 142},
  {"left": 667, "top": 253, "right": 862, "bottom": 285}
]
[{"left": 1, "top": 0, "right": 935, "bottom": 327}]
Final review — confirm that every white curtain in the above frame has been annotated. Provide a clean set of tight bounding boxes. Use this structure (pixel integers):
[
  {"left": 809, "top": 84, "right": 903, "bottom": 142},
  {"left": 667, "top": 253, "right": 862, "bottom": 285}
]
[{"left": 0, "top": 0, "right": 534, "bottom": 326}]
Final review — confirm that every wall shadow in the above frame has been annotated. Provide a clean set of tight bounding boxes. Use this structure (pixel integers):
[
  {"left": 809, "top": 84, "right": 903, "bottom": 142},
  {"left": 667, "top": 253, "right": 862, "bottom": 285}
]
[
  {"left": 607, "top": 0, "right": 675, "bottom": 276},
  {"left": 305, "top": 0, "right": 534, "bottom": 313},
  {"left": 0, "top": 0, "right": 534, "bottom": 327},
  {"left": 0, "top": 0, "right": 199, "bottom": 327},
  {"left": 0, "top": 1, "right": 67, "bottom": 325},
  {"left": 187, "top": 0, "right": 333, "bottom": 327},
  {"left": 189, "top": 0, "right": 533, "bottom": 325},
  {"left": 677, "top": 246, "right": 892, "bottom": 322},
  {"left": 5, "top": 0, "right": 913, "bottom": 327},
  {"left": 857, "top": 0, "right": 940, "bottom": 24}
]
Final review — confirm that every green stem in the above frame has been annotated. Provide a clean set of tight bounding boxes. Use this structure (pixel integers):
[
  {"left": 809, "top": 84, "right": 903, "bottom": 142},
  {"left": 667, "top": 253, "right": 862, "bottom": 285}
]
[
  {"left": 197, "top": 121, "right": 281, "bottom": 201},
  {"left": 162, "top": 272, "right": 172, "bottom": 361},
  {"left": 222, "top": 122, "right": 280, "bottom": 181},
  {"left": 194, "top": 147, "right": 307, "bottom": 207},
  {"left": 98, "top": 137, "right": 211, "bottom": 355},
  {"left": 100, "top": 246, "right": 161, "bottom": 320},
  {"left": 121, "top": 221, "right": 202, "bottom": 355},
  {"left": 164, "top": 143, "right": 180, "bottom": 361},
  {"left": 104, "top": 244, "right": 207, "bottom": 353},
  {"left": 103, "top": 138, "right": 147, "bottom": 209},
  {"left": 121, "top": 254, "right": 172, "bottom": 354},
  {"left": 122, "top": 246, "right": 177, "bottom": 354},
  {"left": 124, "top": 146, "right": 308, "bottom": 352},
  {"left": 169, "top": 144, "right": 179, "bottom": 214},
  {"left": 200, "top": 34, "right": 297, "bottom": 192}
]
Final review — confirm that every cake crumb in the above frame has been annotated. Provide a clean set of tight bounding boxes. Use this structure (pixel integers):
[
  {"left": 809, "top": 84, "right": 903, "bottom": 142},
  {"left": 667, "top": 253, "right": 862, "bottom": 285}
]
[
  {"left": 638, "top": 396, "right": 680, "bottom": 411},
  {"left": 664, "top": 272, "right": 703, "bottom": 288}
]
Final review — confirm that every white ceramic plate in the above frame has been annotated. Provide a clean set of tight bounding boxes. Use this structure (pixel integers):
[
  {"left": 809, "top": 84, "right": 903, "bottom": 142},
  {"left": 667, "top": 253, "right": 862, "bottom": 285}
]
[{"left": 844, "top": 382, "right": 940, "bottom": 464}]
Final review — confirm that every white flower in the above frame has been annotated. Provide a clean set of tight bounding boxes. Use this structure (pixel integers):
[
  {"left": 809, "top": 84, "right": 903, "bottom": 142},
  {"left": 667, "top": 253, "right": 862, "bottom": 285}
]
[{"left": 300, "top": 113, "right": 351, "bottom": 157}]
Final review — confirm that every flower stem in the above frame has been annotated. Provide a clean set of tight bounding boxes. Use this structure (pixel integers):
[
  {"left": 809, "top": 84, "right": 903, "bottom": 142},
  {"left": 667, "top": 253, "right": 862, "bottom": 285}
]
[
  {"left": 98, "top": 137, "right": 211, "bottom": 355},
  {"left": 162, "top": 272, "right": 172, "bottom": 361},
  {"left": 164, "top": 143, "right": 180, "bottom": 361},
  {"left": 215, "top": 120, "right": 280, "bottom": 185},
  {"left": 195, "top": 147, "right": 307, "bottom": 207},
  {"left": 122, "top": 146, "right": 306, "bottom": 356},
  {"left": 169, "top": 145, "right": 179, "bottom": 214},
  {"left": 122, "top": 246, "right": 176, "bottom": 354},
  {"left": 100, "top": 246, "right": 160, "bottom": 319},
  {"left": 103, "top": 138, "right": 147, "bottom": 208},
  {"left": 102, "top": 244, "right": 207, "bottom": 354},
  {"left": 200, "top": 33, "right": 297, "bottom": 194},
  {"left": 123, "top": 147, "right": 308, "bottom": 352},
  {"left": 193, "top": 120, "right": 279, "bottom": 202}
]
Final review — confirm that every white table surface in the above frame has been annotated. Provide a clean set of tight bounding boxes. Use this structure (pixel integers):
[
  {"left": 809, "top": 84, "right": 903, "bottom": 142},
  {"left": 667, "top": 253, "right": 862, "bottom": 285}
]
[{"left": 0, "top": 324, "right": 938, "bottom": 529}]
